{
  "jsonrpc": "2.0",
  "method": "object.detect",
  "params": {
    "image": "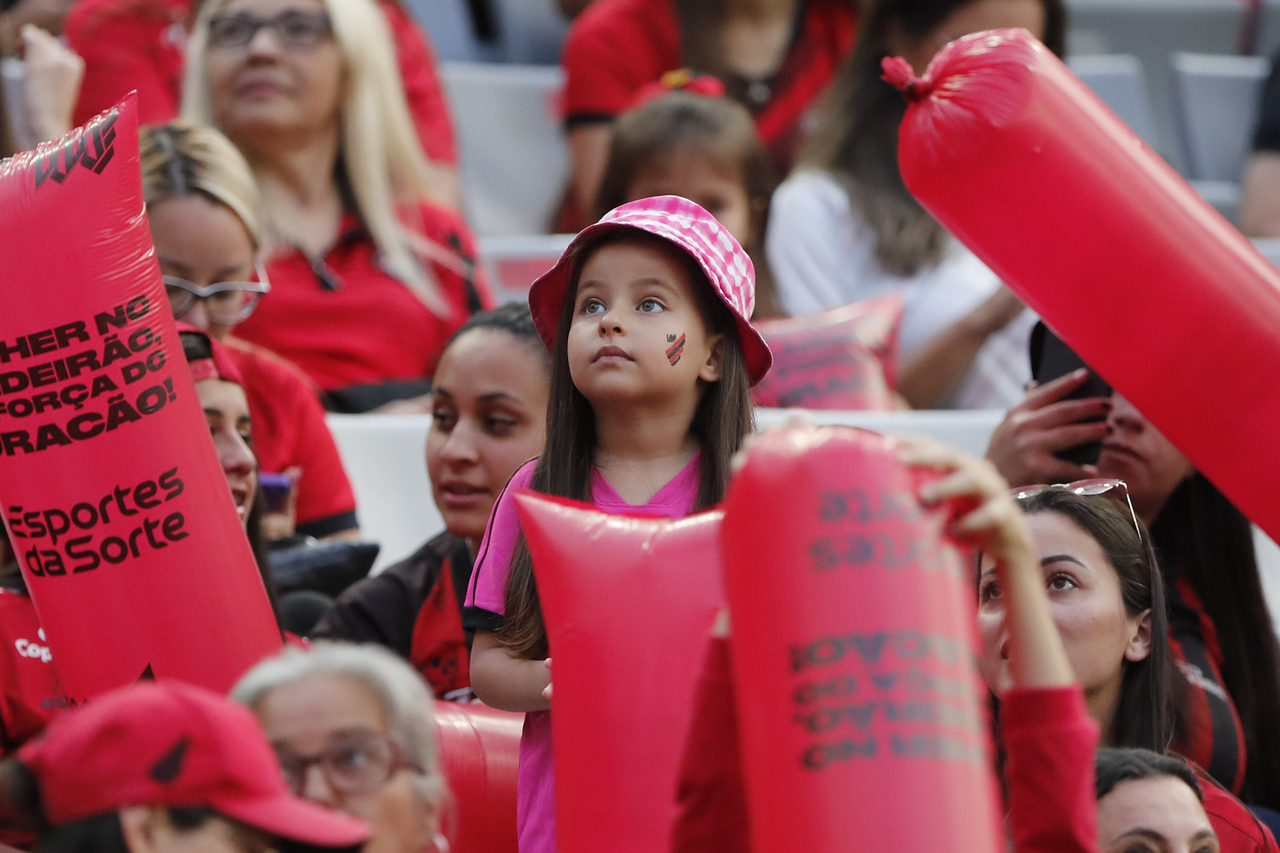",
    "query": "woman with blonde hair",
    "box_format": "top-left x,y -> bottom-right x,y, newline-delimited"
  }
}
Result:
181,0 -> 492,412
141,121 -> 359,539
